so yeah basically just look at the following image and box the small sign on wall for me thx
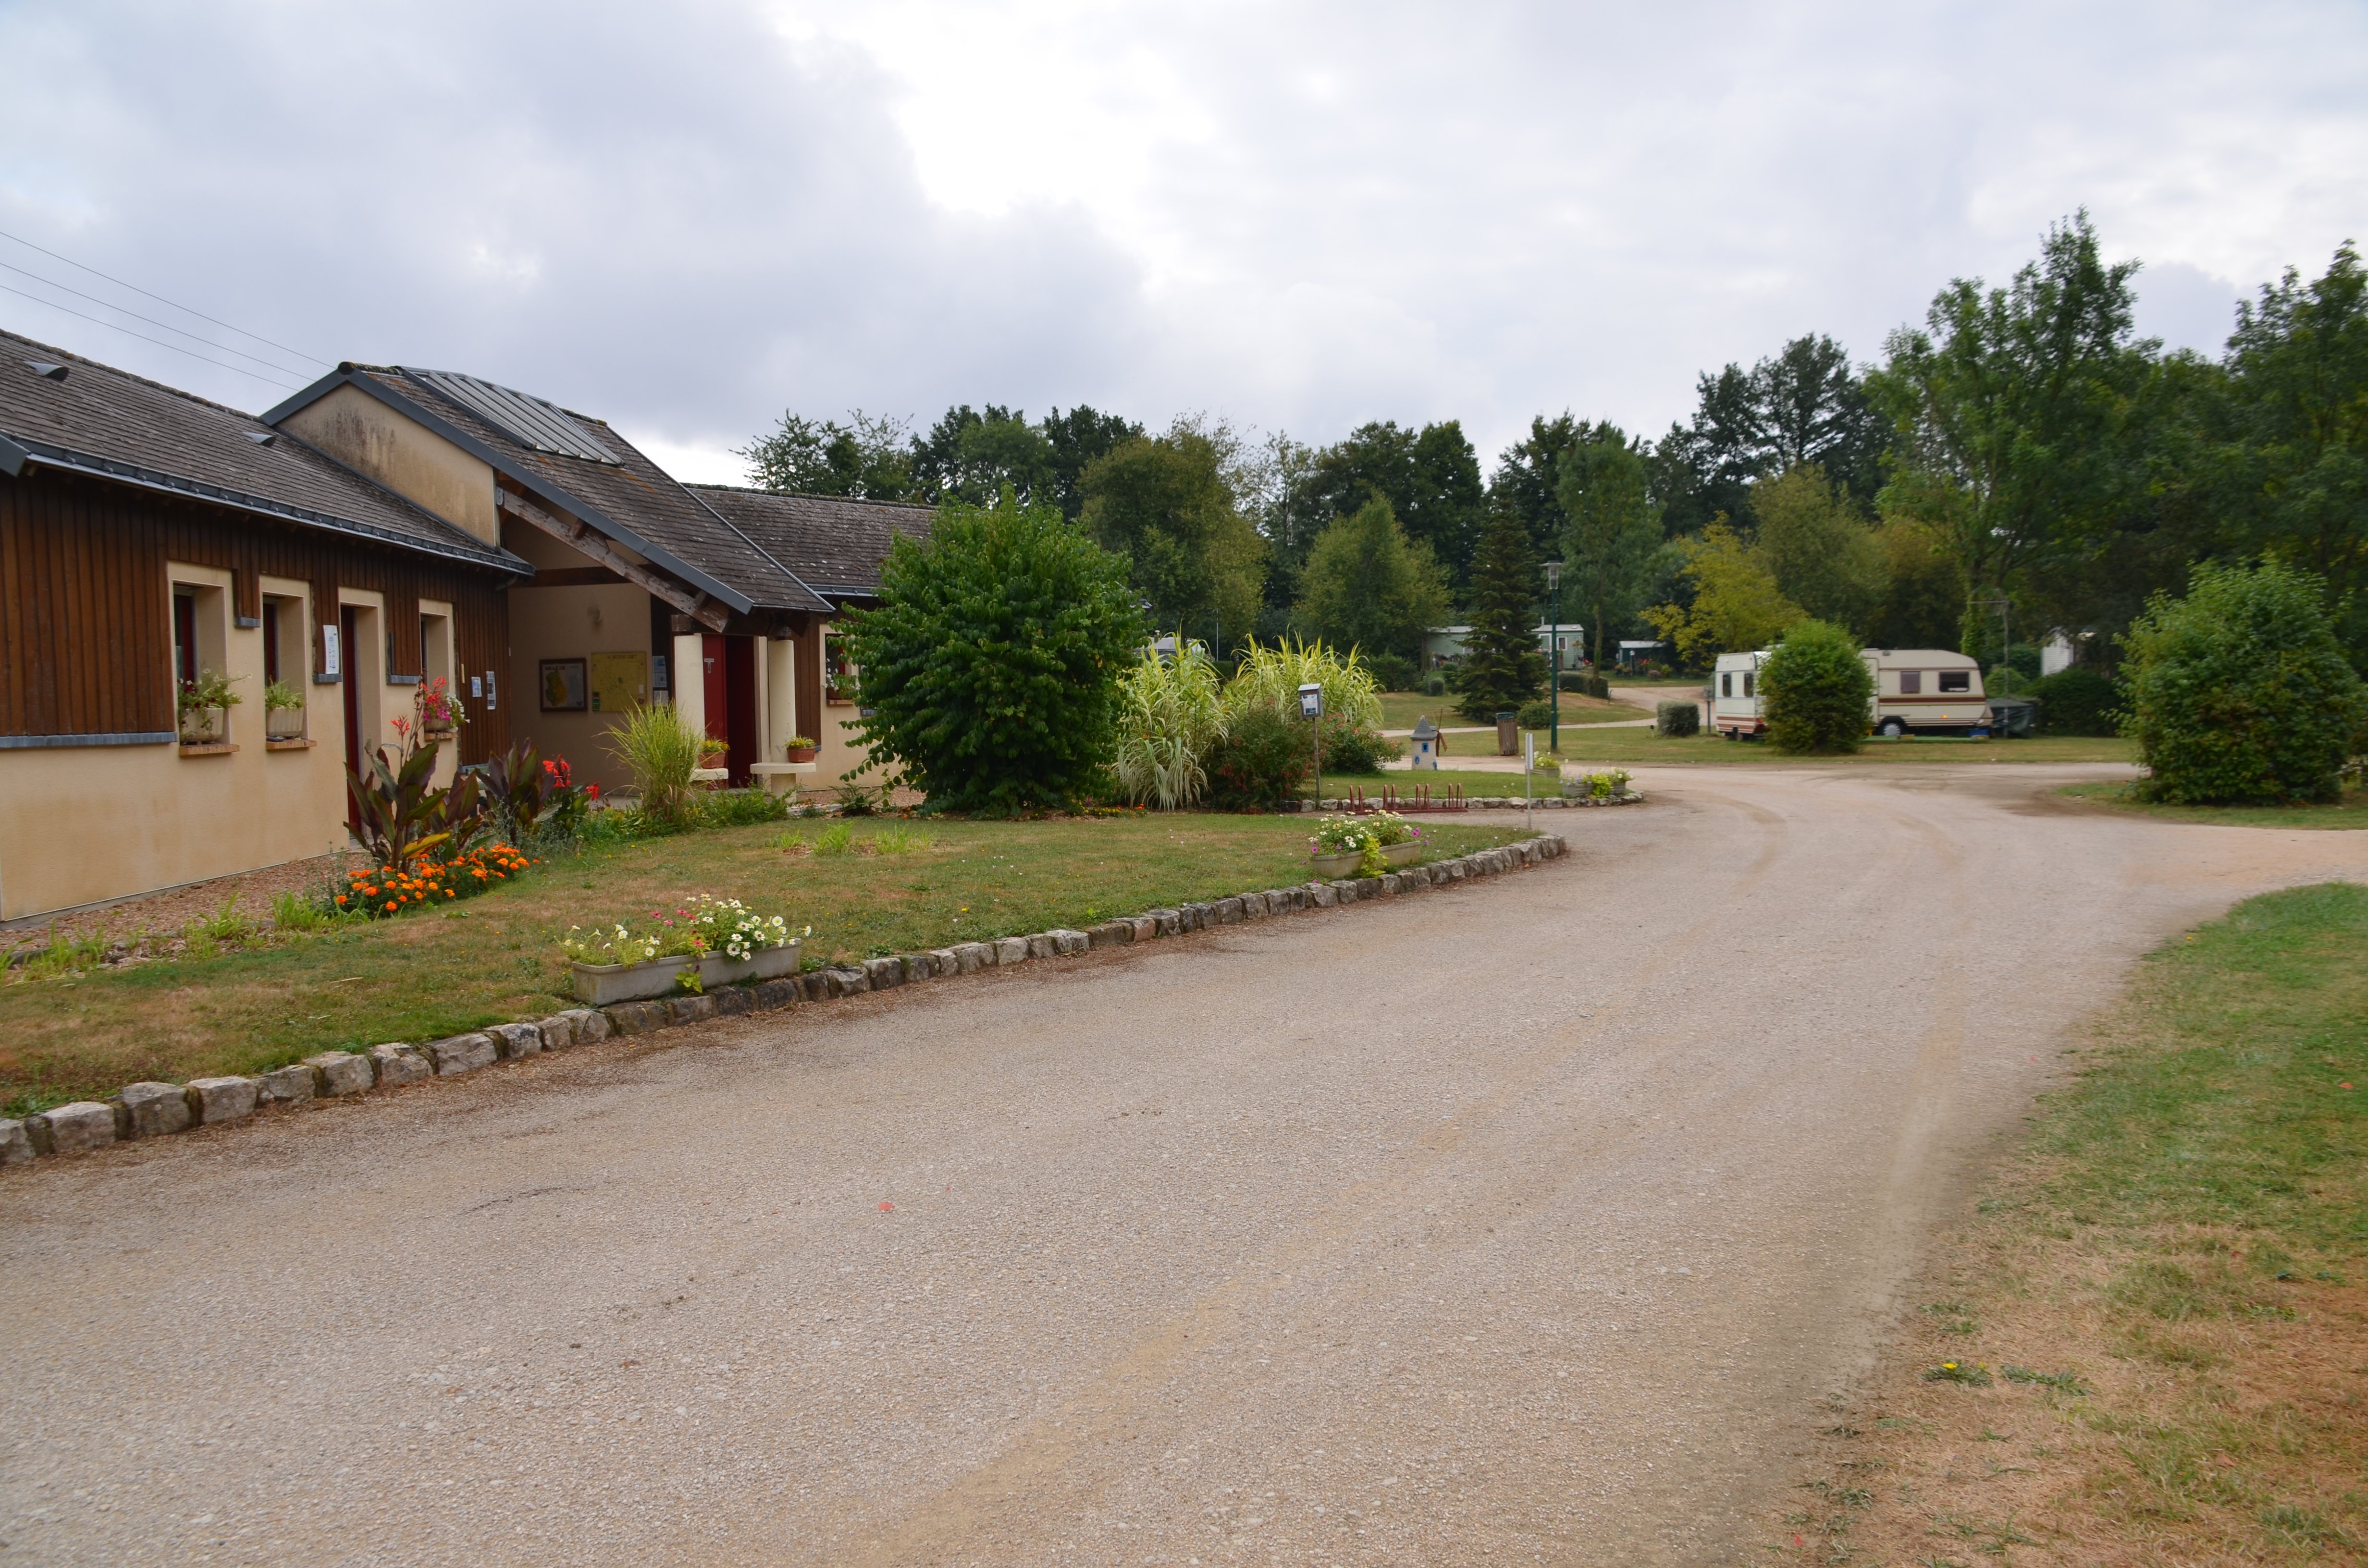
[318,622,342,680]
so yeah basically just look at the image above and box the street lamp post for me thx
[1544,561,1564,761]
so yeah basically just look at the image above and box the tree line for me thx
[740,212,2368,705]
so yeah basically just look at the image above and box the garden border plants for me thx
[0,833,1569,1171]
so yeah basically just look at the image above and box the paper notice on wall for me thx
[589,650,649,714]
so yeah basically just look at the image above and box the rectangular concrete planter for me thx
[571,940,801,1005]
[1310,850,1362,878]
[1383,841,1422,868]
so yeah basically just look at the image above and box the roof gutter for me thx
[267,368,758,616]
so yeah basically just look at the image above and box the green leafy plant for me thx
[1656,698,1700,737]
[1761,618,1874,754]
[815,822,855,856]
[270,888,336,933]
[869,826,929,855]
[347,743,479,869]
[1223,637,1383,732]
[1111,642,1224,809]
[2121,559,2368,804]
[1203,702,1308,810]
[2028,667,2121,735]
[1322,723,1402,774]
[1921,1360,1994,1386]
[841,492,1144,812]
[607,702,704,824]
[262,679,303,713]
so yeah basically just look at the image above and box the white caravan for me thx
[1710,650,1769,738]
[1862,648,1988,736]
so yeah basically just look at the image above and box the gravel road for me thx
[5,764,2365,1568]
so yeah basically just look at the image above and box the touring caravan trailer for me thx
[1711,650,1769,738]
[1862,648,1988,736]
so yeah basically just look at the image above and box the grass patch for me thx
[1374,690,1639,730]
[0,814,1531,1111]
[2059,779,2368,829]
[1773,882,2368,1563]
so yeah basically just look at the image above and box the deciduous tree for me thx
[1293,497,1451,667]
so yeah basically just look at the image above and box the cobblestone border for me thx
[0,834,1568,1169]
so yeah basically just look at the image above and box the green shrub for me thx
[1204,703,1309,809]
[1762,619,1874,754]
[1423,672,1446,697]
[1560,671,1609,698]
[1365,651,1418,692]
[1656,699,1700,737]
[2122,560,2368,804]
[688,787,790,829]
[2028,667,2121,735]
[841,494,1143,813]
[1516,698,1554,729]
[1322,724,1401,775]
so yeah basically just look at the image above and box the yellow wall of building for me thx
[279,383,502,546]
[500,521,657,796]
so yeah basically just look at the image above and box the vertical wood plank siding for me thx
[0,467,512,763]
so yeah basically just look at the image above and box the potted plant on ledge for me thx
[416,676,466,743]
[782,735,819,764]
[177,669,242,748]
[263,679,306,740]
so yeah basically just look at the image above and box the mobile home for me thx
[1710,650,1768,738]
[1862,648,1987,736]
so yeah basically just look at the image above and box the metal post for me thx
[1544,562,1564,760]
[1524,731,1534,831]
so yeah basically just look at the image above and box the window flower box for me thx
[266,708,307,741]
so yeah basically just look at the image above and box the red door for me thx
[701,634,727,746]
[724,636,757,786]
[341,605,364,833]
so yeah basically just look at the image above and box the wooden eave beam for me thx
[495,487,728,632]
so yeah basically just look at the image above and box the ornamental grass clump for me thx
[608,702,705,824]
[1111,641,1224,809]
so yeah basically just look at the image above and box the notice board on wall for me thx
[589,650,649,714]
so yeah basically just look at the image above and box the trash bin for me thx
[1496,711,1519,756]
[1987,697,2037,738]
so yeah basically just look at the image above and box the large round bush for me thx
[2027,667,2121,735]
[1761,619,1873,754]
[1203,703,1308,809]
[2122,560,2367,804]
[841,497,1143,812]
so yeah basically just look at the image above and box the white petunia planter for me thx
[570,940,800,1005]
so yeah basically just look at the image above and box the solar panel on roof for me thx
[405,367,622,465]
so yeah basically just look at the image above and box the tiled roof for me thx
[0,331,528,573]
[288,367,831,616]
[689,486,934,600]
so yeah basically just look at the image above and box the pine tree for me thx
[1455,506,1547,721]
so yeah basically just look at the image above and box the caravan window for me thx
[1899,670,1922,695]
[1742,671,1755,698]
[1720,673,1732,698]
[1938,670,1971,693]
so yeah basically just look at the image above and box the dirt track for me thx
[4,765,2365,1568]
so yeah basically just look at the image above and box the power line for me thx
[0,260,317,378]
[0,284,306,391]
[0,227,331,368]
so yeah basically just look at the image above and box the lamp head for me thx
[1544,561,1563,590]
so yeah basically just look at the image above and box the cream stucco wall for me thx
[0,572,349,921]
[501,521,660,796]
[279,383,501,546]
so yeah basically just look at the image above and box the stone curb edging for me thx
[1281,792,1641,811]
[0,833,1569,1169]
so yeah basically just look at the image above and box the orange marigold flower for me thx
[335,894,348,905]
[383,901,398,913]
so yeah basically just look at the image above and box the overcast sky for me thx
[1,0,2361,484]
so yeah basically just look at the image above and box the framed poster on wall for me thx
[539,658,587,712]
[588,650,648,714]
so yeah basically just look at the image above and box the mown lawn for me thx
[1775,882,2368,1561]
[1373,689,1640,730]
[0,814,1531,1113]
[2059,778,2368,828]
[1545,730,2139,766]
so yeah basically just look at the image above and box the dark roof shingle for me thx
[689,486,933,600]
[0,331,528,573]
[343,367,832,614]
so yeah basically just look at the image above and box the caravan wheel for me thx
[1878,718,1907,739]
